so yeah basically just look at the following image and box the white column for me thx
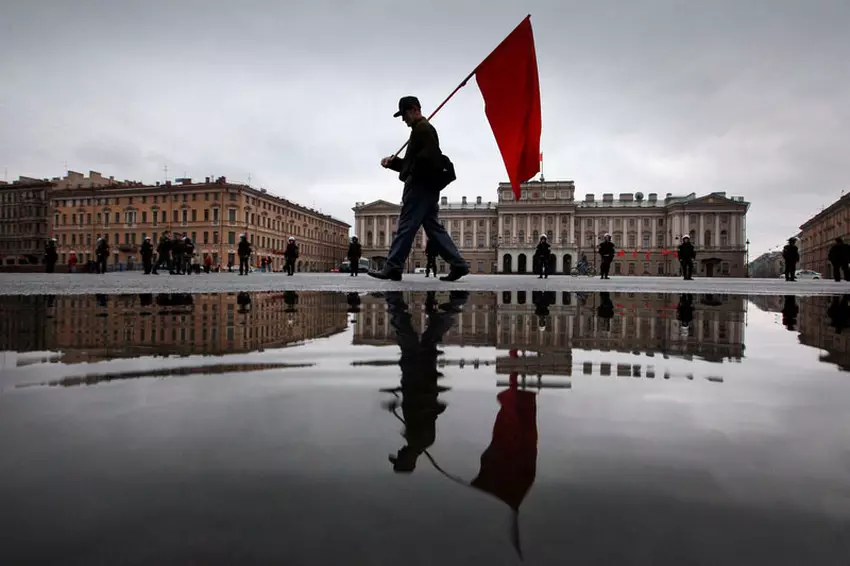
[555,214,561,243]
[498,214,503,242]
[593,218,599,241]
[459,220,464,249]
[526,215,531,243]
[473,219,477,248]
[699,214,705,247]
[486,220,490,249]
[637,217,642,250]
[570,215,575,244]
[715,214,720,248]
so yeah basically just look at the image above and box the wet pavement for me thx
[1,291,849,565]
[2,271,850,295]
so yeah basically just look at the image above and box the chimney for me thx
[648,192,658,201]
[462,196,467,205]
[181,178,192,186]
[441,196,448,206]
[585,194,595,202]
[619,193,633,201]
[205,177,210,183]
[476,196,482,204]
[602,193,614,202]
[156,181,160,186]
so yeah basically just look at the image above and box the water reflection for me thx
[7,291,850,374]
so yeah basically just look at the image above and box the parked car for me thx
[340,258,370,273]
[778,269,821,280]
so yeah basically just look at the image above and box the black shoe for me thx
[440,265,469,282]
[368,269,402,281]
[538,275,543,279]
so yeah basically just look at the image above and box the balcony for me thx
[118,243,136,252]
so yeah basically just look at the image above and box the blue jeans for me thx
[385,184,465,272]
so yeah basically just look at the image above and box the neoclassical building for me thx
[353,180,750,277]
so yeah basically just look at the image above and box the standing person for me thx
[535,235,551,279]
[204,254,212,274]
[782,237,800,281]
[237,233,252,276]
[424,238,438,278]
[828,237,850,282]
[369,96,468,282]
[347,236,362,277]
[678,235,696,280]
[284,236,299,276]
[140,236,154,274]
[44,238,58,273]
[170,233,184,275]
[95,236,110,274]
[183,234,195,275]
[598,234,615,280]
[154,232,170,275]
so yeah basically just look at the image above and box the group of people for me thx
[596,233,697,280]
[782,236,850,282]
[42,232,303,276]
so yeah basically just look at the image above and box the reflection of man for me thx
[597,292,614,331]
[828,295,850,334]
[384,291,469,473]
[532,290,555,329]
[677,294,694,335]
[781,295,799,331]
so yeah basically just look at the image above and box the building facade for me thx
[799,193,850,276]
[353,180,750,277]
[0,177,52,265]
[1,170,350,271]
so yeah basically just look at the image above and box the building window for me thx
[203,231,209,244]
[628,234,636,248]
[161,211,167,223]
[228,232,236,244]
[477,261,484,272]
[643,234,650,248]
[704,230,712,247]
[213,231,219,244]
[192,209,197,222]
[658,263,664,275]
[628,263,636,275]
[721,262,730,275]
[141,211,147,223]
[720,230,728,247]
[614,262,622,275]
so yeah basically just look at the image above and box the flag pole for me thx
[390,14,532,159]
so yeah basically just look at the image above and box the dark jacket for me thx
[171,237,184,255]
[285,242,299,260]
[238,239,252,258]
[598,241,616,259]
[183,238,195,256]
[534,241,551,259]
[140,240,154,258]
[157,235,170,254]
[425,238,439,259]
[828,241,848,265]
[347,241,362,261]
[678,241,696,261]
[386,117,443,185]
[44,241,58,261]
[782,244,799,264]
[96,238,110,258]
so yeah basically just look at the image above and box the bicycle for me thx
[571,263,596,276]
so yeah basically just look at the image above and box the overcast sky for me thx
[2,0,847,256]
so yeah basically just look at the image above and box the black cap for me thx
[393,96,420,118]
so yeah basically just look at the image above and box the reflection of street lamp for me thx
[746,239,750,277]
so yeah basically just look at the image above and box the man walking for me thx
[140,236,154,274]
[535,235,551,279]
[238,234,252,276]
[369,96,468,282]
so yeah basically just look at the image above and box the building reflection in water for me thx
[355,291,748,381]
[0,292,351,364]
[797,295,850,371]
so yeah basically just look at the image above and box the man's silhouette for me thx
[781,295,799,331]
[597,292,615,331]
[383,291,469,473]
[828,295,850,334]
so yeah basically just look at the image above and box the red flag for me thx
[661,249,669,256]
[673,251,679,259]
[632,250,638,258]
[616,249,625,257]
[475,16,542,200]
[645,251,651,260]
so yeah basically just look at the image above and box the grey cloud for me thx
[2,0,849,252]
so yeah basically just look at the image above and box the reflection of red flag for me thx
[471,375,538,557]
[616,249,625,257]
[475,16,542,200]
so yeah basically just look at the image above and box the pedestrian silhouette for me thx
[597,292,615,331]
[781,296,799,331]
[828,295,850,334]
[383,291,469,473]
[346,292,362,314]
[677,294,695,334]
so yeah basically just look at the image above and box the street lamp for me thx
[746,239,750,277]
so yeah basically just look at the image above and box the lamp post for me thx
[746,239,750,277]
